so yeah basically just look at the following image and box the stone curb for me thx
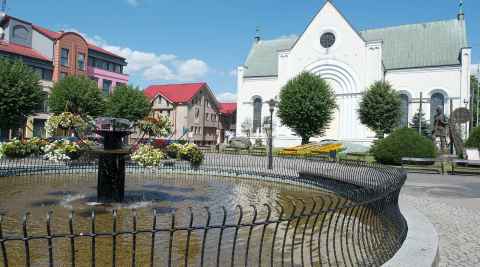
[383,199,440,267]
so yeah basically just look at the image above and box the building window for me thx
[88,56,95,67]
[61,48,69,66]
[320,32,336,48]
[253,97,263,133]
[399,94,409,128]
[102,79,112,96]
[430,93,445,122]
[43,69,53,81]
[12,25,29,42]
[77,53,85,70]
[60,72,68,79]
[114,65,122,74]
[35,92,49,113]
[116,82,126,88]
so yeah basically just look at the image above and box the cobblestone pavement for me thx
[400,173,480,266]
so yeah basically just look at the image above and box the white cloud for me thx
[143,64,175,80]
[277,34,298,39]
[176,59,209,80]
[63,29,210,82]
[126,0,141,7]
[217,92,237,102]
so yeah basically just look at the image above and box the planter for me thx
[66,151,82,161]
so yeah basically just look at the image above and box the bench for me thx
[451,159,480,175]
[401,157,444,174]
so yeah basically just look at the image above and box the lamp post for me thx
[264,99,277,169]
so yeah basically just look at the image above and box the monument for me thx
[432,107,448,153]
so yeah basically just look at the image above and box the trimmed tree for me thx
[49,75,105,116]
[471,75,479,128]
[0,59,46,130]
[358,81,401,138]
[105,85,151,122]
[277,72,336,144]
[410,110,431,138]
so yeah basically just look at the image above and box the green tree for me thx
[410,110,431,138]
[105,85,151,121]
[277,72,336,144]
[471,75,479,128]
[49,75,105,116]
[0,59,45,129]
[358,81,401,138]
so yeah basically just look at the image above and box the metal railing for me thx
[0,152,407,266]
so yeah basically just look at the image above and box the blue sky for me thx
[10,0,480,101]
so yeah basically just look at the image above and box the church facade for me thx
[235,1,471,147]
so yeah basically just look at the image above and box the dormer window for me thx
[12,25,28,42]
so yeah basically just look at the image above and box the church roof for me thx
[244,37,298,77]
[243,19,468,77]
[360,19,468,70]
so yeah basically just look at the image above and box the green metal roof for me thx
[244,37,298,77]
[243,19,468,77]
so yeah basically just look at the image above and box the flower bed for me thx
[279,143,343,157]
[43,139,85,162]
[131,143,204,168]
[131,144,166,167]
[45,112,89,136]
[138,117,173,138]
[0,138,48,159]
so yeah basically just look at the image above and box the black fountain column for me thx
[95,118,132,203]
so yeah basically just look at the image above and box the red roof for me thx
[32,25,61,40]
[144,83,207,104]
[219,103,237,115]
[0,41,50,61]
[87,43,125,60]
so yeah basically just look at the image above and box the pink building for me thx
[86,45,129,95]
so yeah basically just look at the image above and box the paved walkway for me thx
[400,173,480,266]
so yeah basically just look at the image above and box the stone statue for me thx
[432,107,448,152]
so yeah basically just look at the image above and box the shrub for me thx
[0,138,48,159]
[131,144,165,167]
[43,139,84,162]
[465,127,480,149]
[371,128,436,165]
[166,143,183,159]
[179,144,204,167]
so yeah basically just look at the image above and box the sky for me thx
[9,0,480,102]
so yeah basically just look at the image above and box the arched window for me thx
[253,97,263,133]
[430,93,445,122]
[399,94,409,128]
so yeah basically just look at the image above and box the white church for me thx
[235,1,471,147]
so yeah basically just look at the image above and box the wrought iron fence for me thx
[0,152,407,266]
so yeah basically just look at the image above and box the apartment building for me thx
[0,13,128,139]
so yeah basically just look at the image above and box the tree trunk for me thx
[301,136,310,145]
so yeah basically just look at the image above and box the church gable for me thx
[288,1,366,62]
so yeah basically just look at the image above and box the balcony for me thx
[87,66,129,84]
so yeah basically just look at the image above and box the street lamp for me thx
[264,99,278,169]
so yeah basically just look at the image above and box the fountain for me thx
[93,117,133,202]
